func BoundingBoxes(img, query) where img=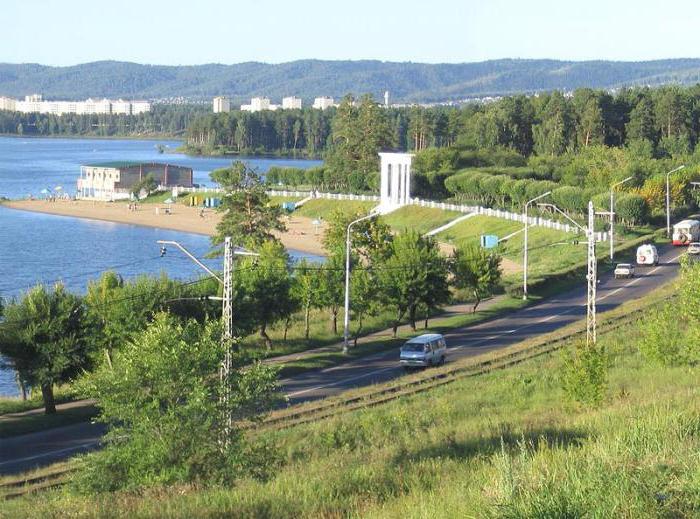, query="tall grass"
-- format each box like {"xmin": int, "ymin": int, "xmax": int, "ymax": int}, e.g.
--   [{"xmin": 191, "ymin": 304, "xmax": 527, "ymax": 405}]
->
[{"xmin": 4, "ymin": 315, "xmax": 700, "ymax": 518}]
